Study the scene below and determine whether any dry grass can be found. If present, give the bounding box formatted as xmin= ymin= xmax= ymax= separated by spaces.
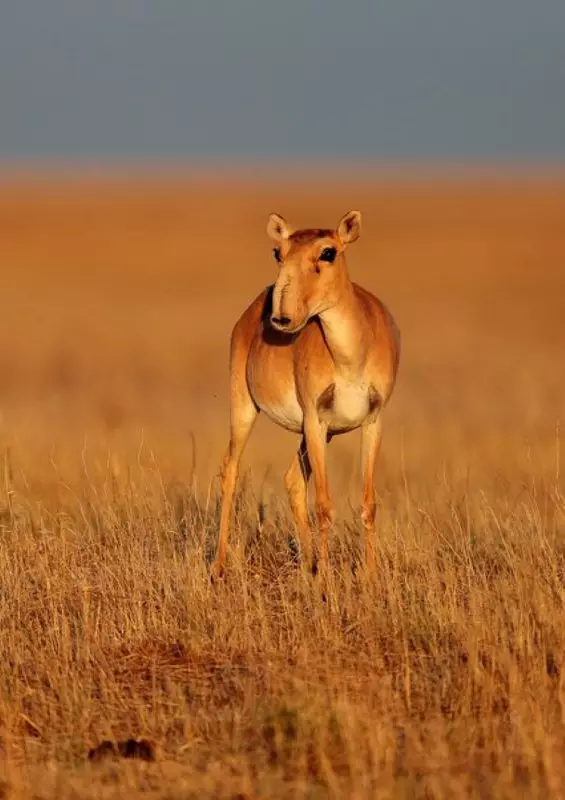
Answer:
xmin=0 ymin=171 xmax=563 ymax=798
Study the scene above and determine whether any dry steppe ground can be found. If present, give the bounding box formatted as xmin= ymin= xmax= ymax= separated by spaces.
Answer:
xmin=0 ymin=171 xmax=563 ymax=798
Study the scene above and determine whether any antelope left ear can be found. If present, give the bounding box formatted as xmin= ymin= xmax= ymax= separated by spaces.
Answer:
xmin=337 ymin=210 xmax=362 ymax=245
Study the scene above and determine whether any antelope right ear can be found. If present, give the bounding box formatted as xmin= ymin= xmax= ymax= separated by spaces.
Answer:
xmin=267 ymin=213 xmax=292 ymax=242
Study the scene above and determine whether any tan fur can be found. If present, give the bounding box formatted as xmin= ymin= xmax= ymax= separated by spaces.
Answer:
xmin=211 ymin=210 xmax=400 ymax=578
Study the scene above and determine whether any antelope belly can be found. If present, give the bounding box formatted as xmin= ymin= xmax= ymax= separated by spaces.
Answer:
xmin=258 ymin=392 xmax=304 ymax=433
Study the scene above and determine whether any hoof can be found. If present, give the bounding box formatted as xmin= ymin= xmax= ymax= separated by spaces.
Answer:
xmin=210 ymin=561 xmax=224 ymax=584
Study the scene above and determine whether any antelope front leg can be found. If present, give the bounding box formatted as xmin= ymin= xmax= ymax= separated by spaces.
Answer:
xmin=284 ymin=436 xmax=313 ymax=567
xmin=304 ymin=413 xmax=333 ymax=571
xmin=360 ymin=415 xmax=383 ymax=569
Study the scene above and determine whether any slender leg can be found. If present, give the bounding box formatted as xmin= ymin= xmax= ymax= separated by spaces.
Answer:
xmin=304 ymin=412 xmax=333 ymax=570
xmin=284 ymin=436 xmax=312 ymax=565
xmin=360 ymin=415 xmax=383 ymax=569
xmin=211 ymin=376 xmax=258 ymax=580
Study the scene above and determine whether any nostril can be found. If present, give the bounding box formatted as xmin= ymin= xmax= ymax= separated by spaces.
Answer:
xmin=272 ymin=315 xmax=292 ymax=328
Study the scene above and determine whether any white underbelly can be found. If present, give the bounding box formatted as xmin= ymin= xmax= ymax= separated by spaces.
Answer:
xmin=327 ymin=380 xmax=370 ymax=432
xmin=252 ymin=379 xmax=374 ymax=435
xmin=257 ymin=393 xmax=304 ymax=434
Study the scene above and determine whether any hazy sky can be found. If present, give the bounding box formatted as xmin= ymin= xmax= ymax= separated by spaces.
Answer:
xmin=1 ymin=1 xmax=564 ymax=163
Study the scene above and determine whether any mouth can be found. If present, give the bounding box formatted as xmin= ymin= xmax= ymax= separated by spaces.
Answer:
xmin=270 ymin=319 xmax=307 ymax=335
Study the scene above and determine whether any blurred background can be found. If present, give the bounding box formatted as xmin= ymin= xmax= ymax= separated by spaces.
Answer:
xmin=0 ymin=1 xmax=563 ymax=498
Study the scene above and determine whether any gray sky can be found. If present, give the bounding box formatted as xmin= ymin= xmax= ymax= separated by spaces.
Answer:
xmin=1 ymin=0 xmax=564 ymax=163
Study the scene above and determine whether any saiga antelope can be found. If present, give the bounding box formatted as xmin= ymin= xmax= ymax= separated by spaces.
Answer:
xmin=211 ymin=210 xmax=400 ymax=578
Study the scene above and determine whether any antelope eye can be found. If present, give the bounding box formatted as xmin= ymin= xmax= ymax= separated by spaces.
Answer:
xmin=273 ymin=247 xmax=282 ymax=263
xmin=319 ymin=246 xmax=337 ymax=263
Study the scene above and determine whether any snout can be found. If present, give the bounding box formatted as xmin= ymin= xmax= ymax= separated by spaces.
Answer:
xmin=270 ymin=271 xmax=307 ymax=333
xmin=270 ymin=314 xmax=307 ymax=334
xmin=270 ymin=314 xmax=293 ymax=331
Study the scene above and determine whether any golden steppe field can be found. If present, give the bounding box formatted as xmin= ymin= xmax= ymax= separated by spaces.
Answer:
xmin=0 ymin=170 xmax=563 ymax=798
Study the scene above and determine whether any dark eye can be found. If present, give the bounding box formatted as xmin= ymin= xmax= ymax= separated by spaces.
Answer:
xmin=319 ymin=246 xmax=337 ymax=263
xmin=273 ymin=247 xmax=282 ymax=263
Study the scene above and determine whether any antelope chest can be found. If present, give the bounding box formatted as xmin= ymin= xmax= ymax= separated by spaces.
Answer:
xmin=318 ymin=378 xmax=380 ymax=433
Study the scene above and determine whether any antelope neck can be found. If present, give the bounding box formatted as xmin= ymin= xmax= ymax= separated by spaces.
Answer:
xmin=318 ymin=281 xmax=368 ymax=377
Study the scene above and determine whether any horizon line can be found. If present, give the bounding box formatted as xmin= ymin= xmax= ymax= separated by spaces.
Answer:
xmin=1 ymin=158 xmax=565 ymax=186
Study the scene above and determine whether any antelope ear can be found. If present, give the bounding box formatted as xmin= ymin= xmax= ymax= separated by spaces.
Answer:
xmin=337 ymin=210 xmax=362 ymax=245
xmin=267 ymin=213 xmax=292 ymax=242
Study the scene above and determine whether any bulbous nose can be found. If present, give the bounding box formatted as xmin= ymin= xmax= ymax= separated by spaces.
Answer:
xmin=271 ymin=314 xmax=292 ymax=330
